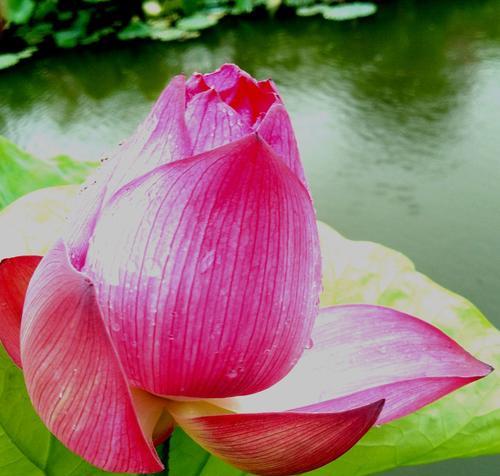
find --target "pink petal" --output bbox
[186,73,210,101]
[0,255,41,367]
[258,103,306,186]
[20,241,163,473]
[258,79,281,98]
[184,88,252,155]
[200,63,248,92]
[192,64,278,127]
[169,399,384,476]
[83,134,322,398]
[66,75,191,270]
[214,305,491,424]
[220,75,277,127]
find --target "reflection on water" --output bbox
[1,1,500,472]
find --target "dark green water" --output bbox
[1,0,499,474]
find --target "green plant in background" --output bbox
[0,0,378,70]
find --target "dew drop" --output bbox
[227,369,238,379]
[200,250,215,273]
[305,338,314,350]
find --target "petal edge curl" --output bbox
[214,305,492,423]
[169,399,384,476]
[0,255,41,367]
[20,241,163,473]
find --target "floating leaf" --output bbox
[15,22,53,45]
[176,13,219,32]
[149,27,193,41]
[32,0,58,20]
[53,9,91,48]
[0,47,36,70]
[296,5,326,17]
[80,27,115,45]
[53,29,81,48]
[286,0,315,6]
[322,2,377,21]
[233,0,253,14]
[118,18,152,40]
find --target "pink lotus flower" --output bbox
[0,65,492,475]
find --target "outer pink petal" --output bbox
[184,88,252,155]
[66,75,191,270]
[258,103,306,186]
[20,241,163,473]
[0,255,41,367]
[83,134,322,398]
[214,305,492,424]
[169,400,384,476]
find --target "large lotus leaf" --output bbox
[168,222,499,475]
[0,135,96,209]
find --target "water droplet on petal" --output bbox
[305,338,314,350]
[227,369,238,379]
[145,258,163,277]
[200,250,215,273]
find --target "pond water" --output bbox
[1,0,499,473]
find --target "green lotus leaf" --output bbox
[0,48,37,71]
[0,135,96,210]
[322,2,377,21]
[176,14,219,32]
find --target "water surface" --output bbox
[1,0,499,474]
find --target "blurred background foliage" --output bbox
[0,0,377,69]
